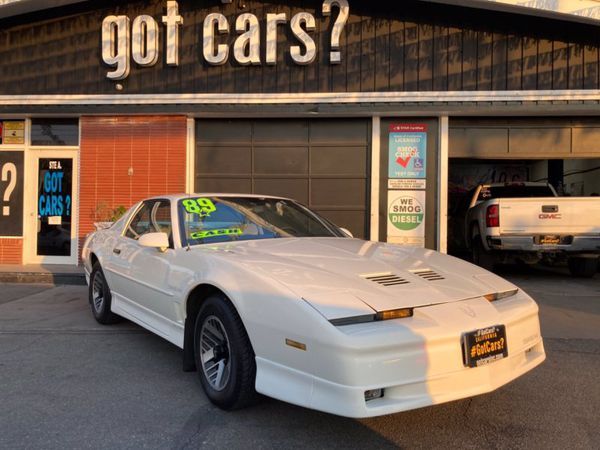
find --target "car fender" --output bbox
[179,252,334,377]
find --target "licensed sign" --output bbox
[0,151,24,236]
[388,124,427,180]
[387,190,426,248]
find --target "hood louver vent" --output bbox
[412,269,445,281]
[362,273,410,286]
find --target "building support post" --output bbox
[370,116,381,242]
[437,116,449,253]
[186,118,195,194]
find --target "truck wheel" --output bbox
[568,256,598,278]
[472,236,496,272]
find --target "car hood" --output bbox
[199,238,517,321]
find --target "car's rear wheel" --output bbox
[471,235,496,272]
[568,256,598,278]
[194,295,257,410]
[89,262,121,325]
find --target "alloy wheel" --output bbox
[200,316,232,391]
[92,272,105,313]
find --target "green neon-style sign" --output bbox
[190,227,243,240]
[182,198,217,217]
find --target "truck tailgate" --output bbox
[498,197,600,235]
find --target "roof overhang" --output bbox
[0,0,87,20]
[0,0,599,25]
[422,0,600,25]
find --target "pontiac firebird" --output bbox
[82,194,545,418]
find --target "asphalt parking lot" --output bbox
[0,266,598,449]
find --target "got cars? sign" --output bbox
[101,0,350,80]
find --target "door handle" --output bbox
[113,248,122,255]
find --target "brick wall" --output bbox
[0,238,23,264]
[79,116,187,251]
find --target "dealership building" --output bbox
[0,0,599,265]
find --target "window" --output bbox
[125,200,172,245]
[31,119,79,146]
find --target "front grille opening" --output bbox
[411,269,445,281]
[362,273,410,286]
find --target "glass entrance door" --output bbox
[27,150,78,264]
[37,158,73,257]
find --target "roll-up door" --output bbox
[195,119,370,238]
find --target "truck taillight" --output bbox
[486,205,500,228]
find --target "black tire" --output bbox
[471,235,496,272]
[194,295,258,410]
[89,262,121,325]
[568,256,598,278]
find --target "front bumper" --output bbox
[255,292,545,418]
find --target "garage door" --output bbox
[450,118,600,159]
[195,119,370,239]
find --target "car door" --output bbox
[109,199,179,337]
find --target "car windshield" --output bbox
[178,196,344,246]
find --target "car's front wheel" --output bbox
[194,295,258,410]
[89,262,121,325]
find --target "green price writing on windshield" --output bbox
[190,228,243,240]
[183,198,217,217]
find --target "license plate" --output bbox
[540,235,560,245]
[462,325,508,368]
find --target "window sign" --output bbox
[388,124,427,180]
[0,120,25,145]
[37,158,73,256]
[0,151,24,236]
[387,190,426,248]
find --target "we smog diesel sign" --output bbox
[101,0,350,80]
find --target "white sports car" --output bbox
[82,194,545,418]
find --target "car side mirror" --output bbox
[339,227,354,238]
[138,232,170,252]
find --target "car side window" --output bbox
[124,200,172,244]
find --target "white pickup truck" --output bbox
[465,182,600,277]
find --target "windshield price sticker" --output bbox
[190,227,242,240]
[183,198,217,217]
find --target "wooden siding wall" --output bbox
[0,0,599,95]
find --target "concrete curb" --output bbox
[0,272,86,285]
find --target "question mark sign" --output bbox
[322,0,349,64]
[66,195,71,216]
[1,163,17,217]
